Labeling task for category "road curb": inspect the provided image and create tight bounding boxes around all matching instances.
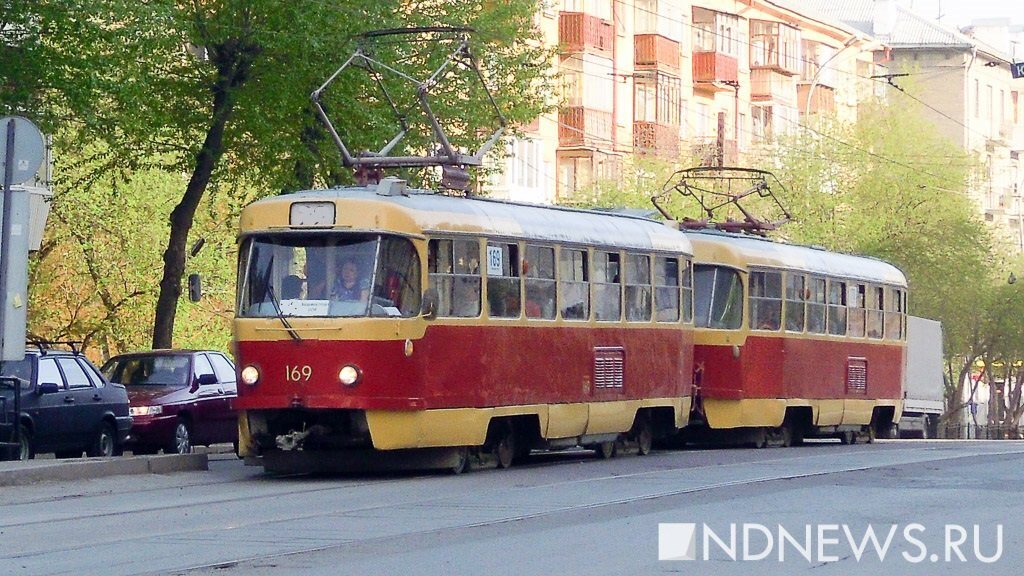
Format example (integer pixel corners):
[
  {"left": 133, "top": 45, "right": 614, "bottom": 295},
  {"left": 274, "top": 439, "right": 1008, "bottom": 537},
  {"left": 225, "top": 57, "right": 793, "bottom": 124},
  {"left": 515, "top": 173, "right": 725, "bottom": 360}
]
[{"left": 0, "top": 453, "right": 208, "bottom": 487}]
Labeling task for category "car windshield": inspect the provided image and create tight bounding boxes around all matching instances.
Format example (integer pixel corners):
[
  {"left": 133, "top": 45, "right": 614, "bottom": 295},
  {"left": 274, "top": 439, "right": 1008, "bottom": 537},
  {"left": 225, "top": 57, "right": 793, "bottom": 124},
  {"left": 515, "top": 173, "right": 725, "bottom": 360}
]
[
  {"left": 237, "top": 232, "right": 421, "bottom": 319},
  {"left": 102, "top": 355, "right": 191, "bottom": 387},
  {"left": 0, "top": 358, "right": 33, "bottom": 390}
]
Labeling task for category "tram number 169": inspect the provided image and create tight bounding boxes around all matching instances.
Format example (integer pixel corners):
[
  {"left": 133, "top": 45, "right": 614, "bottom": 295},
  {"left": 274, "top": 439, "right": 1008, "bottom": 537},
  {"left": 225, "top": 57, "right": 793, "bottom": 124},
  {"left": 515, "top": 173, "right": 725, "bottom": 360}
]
[{"left": 285, "top": 365, "right": 312, "bottom": 382}]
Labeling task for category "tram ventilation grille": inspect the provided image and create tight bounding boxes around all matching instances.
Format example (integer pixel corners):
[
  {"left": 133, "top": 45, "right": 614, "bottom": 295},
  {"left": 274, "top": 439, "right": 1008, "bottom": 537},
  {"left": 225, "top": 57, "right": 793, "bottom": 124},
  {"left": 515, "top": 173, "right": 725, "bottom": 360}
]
[
  {"left": 594, "top": 347, "right": 625, "bottom": 389},
  {"left": 846, "top": 357, "right": 867, "bottom": 394}
]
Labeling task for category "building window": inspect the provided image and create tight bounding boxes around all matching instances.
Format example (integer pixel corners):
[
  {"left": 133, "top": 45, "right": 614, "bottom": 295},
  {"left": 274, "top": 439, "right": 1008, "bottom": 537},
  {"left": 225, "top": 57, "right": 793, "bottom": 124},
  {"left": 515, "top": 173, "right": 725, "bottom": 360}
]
[
  {"left": 635, "top": 0, "right": 657, "bottom": 34},
  {"left": 560, "top": 54, "right": 614, "bottom": 111},
  {"left": 693, "top": 8, "right": 739, "bottom": 56},
  {"left": 750, "top": 20, "right": 800, "bottom": 73},
  {"left": 634, "top": 72, "right": 680, "bottom": 126},
  {"left": 752, "top": 105, "right": 773, "bottom": 142}
]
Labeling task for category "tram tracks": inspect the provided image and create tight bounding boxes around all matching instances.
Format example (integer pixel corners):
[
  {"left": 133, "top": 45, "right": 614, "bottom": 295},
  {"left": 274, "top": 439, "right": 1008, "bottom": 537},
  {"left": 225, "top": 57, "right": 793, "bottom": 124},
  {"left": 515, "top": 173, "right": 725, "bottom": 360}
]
[{"left": 3, "top": 442, "right": 1024, "bottom": 575}]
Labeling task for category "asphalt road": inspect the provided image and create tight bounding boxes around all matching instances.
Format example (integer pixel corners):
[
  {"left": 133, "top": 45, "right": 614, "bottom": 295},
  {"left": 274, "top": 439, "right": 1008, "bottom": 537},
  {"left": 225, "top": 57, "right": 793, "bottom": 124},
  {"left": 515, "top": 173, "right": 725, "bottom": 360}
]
[{"left": 0, "top": 440, "right": 1021, "bottom": 576}]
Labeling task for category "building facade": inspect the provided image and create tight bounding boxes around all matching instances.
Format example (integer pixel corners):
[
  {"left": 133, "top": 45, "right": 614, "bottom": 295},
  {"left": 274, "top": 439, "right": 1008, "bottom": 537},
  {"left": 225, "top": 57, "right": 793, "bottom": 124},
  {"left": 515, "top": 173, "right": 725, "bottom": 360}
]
[
  {"left": 487, "top": 0, "right": 882, "bottom": 205},
  {"left": 487, "top": 0, "right": 1024, "bottom": 252},
  {"left": 799, "top": 0, "right": 1024, "bottom": 250}
]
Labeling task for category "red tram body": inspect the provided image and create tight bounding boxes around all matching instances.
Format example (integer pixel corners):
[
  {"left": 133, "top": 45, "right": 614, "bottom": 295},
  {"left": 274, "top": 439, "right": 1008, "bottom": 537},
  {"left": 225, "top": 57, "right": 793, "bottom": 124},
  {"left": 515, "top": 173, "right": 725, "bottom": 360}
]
[
  {"left": 232, "top": 180, "right": 906, "bottom": 472},
  {"left": 233, "top": 181, "right": 696, "bottom": 471},
  {"left": 687, "top": 230, "right": 906, "bottom": 444}
]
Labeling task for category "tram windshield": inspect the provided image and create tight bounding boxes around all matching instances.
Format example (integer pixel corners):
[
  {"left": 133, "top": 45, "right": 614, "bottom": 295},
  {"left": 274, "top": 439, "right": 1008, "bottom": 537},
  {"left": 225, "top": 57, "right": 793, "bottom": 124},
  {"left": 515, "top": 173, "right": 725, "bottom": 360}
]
[
  {"left": 693, "top": 265, "right": 743, "bottom": 329},
  {"left": 238, "top": 233, "right": 422, "bottom": 318}
]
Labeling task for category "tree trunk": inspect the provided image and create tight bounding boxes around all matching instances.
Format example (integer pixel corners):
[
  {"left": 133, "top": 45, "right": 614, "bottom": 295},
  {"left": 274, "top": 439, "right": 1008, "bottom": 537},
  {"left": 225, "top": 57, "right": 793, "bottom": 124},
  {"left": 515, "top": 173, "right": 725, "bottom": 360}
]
[
  {"left": 151, "top": 38, "right": 256, "bottom": 348},
  {"left": 151, "top": 117, "right": 228, "bottom": 349}
]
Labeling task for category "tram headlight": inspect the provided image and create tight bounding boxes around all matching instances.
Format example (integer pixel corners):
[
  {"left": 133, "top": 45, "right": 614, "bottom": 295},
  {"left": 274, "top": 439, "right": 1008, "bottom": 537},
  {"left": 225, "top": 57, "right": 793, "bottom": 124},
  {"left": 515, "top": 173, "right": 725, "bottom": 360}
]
[
  {"left": 339, "top": 364, "right": 362, "bottom": 387},
  {"left": 240, "top": 365, "right": 260, "bottom": 386}
]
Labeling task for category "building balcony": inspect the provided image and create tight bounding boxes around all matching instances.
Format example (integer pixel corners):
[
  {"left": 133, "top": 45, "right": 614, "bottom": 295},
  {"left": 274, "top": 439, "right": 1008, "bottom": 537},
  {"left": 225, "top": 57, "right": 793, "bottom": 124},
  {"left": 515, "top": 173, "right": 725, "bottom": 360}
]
[
  {"left": 997, "top": 121, "right": 1024, "bottom": 149},
  {"left": 559, "top": 12, "right": 613, "bottom": 54},
  {"left": 750, "top": 68, "right": 796, "bottom": 105},
  {"left": 797, "top": 83, "right": 835, "bottom": 116},
  {"left": 633, "top": 121, "right": 679, "bottom": 158},
  {"left": 692, "top": 52, "right": 738, "bottom": 91},
  {"left": 692, "top": 138, "right": 738, "bottom": 167},
  {"left": 559, "top": 106, "right": 614, "bottom": 148},
  {"left": 634, "top": 34, "right": 679, "bottom": 71}
]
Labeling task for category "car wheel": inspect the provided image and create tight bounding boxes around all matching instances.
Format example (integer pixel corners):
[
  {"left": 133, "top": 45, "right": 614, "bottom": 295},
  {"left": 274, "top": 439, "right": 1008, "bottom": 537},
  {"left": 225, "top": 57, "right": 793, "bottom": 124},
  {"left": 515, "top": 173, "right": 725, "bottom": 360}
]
[
  {"left": 172, "top": 419, "right": 193, "bottom": 455},
  {"left": 17, "top": 425, "right": 34, "bottom": 461},
  {"left": 87, "top": 422, "right": 118, "bottom": 458}
]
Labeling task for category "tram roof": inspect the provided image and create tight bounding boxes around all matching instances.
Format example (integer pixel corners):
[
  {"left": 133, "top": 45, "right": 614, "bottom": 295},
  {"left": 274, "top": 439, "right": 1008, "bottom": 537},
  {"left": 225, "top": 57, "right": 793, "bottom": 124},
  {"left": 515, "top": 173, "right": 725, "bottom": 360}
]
[
  {"left": 252, "top": 186, "right": 693, "bottom": 255},
  {"left": 688, "top": 229, "right": 907, "bottom": 287}
]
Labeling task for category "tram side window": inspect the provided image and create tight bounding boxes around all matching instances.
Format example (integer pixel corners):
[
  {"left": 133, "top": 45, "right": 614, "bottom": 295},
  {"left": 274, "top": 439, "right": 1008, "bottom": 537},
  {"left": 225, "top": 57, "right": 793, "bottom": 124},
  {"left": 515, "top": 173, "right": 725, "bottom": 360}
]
[
  {"left": 371, "top": 237, "right": 422, "bottom": 317},
  {"left": 885, "top": 287, "right": 905, "bottom": 339},
  {"left": 848, "top": 284, "right": 866, "bottom": 337},
  {"left": 654, "top": 256, "right": 680, "bottom": 322},
  {"left": 694, "top": 265, "right": 743, "bottom": 329},
  {"left": 682, "top": 259, "right": 693, "bottom": 323},
  {"left": 785, "top": 273, "right": 806, "bottom": 332},
  {"left": 749, "top": 270, "right": 782, "bottom": 331},
  {"left": 807, "top": 277, "right": 826, "bottom": 333},
  {"left": 525, "top": 245, "right": 556, "bottom": 319},
  {"left": 559, "top": 248, "right": 590, "bottom": 320},
  {"left": 428, "top": 238, "right": 481, "bottom": 317},
  {"left": 867, "top": 286, "right": 884, "bottom": 339},
  {"left": 593, "top": 251, "right": 622, "bottom": 321},
  {"left": 624, "top": 253, "right": 652, "bottom": 322},
  {"left": 487, "top": 242, "right": 521, "bottom": 318},
  {"left": 827, "top": 279, "right": 847, "bottom": 336}
]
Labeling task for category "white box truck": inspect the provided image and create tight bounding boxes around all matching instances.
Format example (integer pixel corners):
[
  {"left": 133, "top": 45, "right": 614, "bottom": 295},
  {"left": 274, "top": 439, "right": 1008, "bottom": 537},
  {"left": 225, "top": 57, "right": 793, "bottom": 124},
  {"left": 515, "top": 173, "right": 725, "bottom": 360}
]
[{"left": 900, "top": 316, "right": 945, "bottom": 438}]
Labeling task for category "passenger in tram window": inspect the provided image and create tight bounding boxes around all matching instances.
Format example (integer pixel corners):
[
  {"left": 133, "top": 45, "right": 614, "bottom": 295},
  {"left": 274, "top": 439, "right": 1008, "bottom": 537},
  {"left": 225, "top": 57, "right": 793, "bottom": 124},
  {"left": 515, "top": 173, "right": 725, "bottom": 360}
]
[{"left": 332, "top": 258, "right": 370, "bottom": 304}]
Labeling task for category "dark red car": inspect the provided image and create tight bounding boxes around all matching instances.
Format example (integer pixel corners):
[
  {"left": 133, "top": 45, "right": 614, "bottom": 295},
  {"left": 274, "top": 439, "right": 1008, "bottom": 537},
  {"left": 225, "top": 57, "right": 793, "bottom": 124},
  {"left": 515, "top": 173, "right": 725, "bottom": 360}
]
[{"left": 100, "top": 350, "right": 237, "bottom": 454}]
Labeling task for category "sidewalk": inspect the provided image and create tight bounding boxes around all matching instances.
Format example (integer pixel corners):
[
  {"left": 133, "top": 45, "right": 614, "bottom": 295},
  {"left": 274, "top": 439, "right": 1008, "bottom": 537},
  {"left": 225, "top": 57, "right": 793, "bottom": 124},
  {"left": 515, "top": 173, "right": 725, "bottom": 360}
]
[{"left": 0, "top": 451, "right": 215, "bottom": 487}]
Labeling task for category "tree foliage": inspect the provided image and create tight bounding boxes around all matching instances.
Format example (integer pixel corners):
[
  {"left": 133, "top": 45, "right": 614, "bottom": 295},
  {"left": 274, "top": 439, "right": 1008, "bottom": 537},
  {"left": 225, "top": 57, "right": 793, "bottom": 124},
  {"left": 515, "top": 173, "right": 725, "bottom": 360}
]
[{"left": 4, "top": 0, "right": 551, "bottom": 349}]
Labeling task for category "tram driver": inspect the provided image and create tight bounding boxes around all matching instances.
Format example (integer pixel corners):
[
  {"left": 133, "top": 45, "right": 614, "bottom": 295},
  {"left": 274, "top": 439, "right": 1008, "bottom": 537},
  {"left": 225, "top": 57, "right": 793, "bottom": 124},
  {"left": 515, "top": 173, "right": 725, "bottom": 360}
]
[{"left": 332, "top": 257, "right": 370, "bottom": 305}]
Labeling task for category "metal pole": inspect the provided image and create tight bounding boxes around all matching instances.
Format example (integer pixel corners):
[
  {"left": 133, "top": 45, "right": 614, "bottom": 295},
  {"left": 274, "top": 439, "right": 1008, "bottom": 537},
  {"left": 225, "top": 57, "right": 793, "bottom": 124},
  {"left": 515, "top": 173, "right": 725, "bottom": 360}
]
[{"left": 0, "top": 119, "right": 15, "bottom": 355}]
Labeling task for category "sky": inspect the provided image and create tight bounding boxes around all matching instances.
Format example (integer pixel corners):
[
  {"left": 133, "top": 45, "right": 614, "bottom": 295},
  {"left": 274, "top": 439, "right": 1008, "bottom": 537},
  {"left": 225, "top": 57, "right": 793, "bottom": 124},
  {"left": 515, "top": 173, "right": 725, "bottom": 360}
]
[{"left": 902, "top": 0, "right": 1020, "bottom": 28}]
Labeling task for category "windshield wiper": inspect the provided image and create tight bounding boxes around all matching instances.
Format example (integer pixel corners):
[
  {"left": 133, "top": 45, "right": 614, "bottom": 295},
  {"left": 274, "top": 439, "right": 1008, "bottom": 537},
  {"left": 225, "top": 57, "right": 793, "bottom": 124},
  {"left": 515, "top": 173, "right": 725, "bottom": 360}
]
[{"left": 266, "top": 282, "right": 303, "bottom": 343}]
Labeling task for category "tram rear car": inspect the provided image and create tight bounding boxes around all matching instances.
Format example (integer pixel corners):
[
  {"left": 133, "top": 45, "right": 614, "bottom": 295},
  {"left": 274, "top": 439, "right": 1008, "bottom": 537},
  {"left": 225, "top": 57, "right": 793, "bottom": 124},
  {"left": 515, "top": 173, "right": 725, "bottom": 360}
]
[
  {"left": 686, "top": 230, "right": 907, "bottom": 445},
  {"left": 233, "top": 181, "right": 696, "bottom": 472}
]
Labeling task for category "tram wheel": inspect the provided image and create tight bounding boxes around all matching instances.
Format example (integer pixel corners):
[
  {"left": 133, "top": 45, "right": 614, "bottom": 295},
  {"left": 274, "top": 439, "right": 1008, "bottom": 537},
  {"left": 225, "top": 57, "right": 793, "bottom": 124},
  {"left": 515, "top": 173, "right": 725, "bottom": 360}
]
[
  {"left": 635, "top": 419, "right": 654, "bottom": 456},
  {"left": 449, "top": 447, "right": 470, "bottom": 475},
  {"left": 753, "top": 428, "right": 769, "bottom": 449},
  {"left": 595, "top": 441, "right": 617, "bottom": 459},
  {"left": 495, "top": 424, "right": 516, "bottom": 469}
]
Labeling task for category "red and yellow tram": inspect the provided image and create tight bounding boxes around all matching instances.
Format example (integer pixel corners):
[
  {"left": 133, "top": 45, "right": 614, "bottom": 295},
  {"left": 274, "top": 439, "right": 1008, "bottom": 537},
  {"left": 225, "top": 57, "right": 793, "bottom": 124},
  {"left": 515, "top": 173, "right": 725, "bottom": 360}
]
[
  {"left": 233, "top": 178, "right": 696, "bottom": 472},
  {"left": 686, "top": 229, "right": 907, "bottom": 445}
]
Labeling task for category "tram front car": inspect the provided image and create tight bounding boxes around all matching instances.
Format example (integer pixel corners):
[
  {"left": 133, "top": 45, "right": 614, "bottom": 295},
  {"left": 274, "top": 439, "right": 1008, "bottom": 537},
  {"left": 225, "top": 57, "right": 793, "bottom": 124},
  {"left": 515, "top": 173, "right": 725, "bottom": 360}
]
[{"left": 233, "top": 186, "right": 433, "bottom": 469}]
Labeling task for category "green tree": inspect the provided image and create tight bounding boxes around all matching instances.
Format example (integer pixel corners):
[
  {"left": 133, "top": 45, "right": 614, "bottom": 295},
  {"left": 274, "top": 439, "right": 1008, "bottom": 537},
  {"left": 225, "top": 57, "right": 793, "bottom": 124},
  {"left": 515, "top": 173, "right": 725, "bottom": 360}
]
[
  {"left": 4, "top": 0, "right": 550, "bottom": 348},
  {"left": 28, "top": 138, "right": 247, "bottom": 359}
]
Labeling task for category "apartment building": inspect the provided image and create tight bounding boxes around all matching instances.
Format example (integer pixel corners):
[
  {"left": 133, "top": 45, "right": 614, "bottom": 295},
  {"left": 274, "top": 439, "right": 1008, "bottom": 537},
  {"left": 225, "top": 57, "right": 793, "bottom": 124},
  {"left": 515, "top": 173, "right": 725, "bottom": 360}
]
[
  {"left": 487, "top": 0, "right": 881, "bottom": 204},
  {"left": 798, "top": 0, "right": 1024, "bottom": 250}
]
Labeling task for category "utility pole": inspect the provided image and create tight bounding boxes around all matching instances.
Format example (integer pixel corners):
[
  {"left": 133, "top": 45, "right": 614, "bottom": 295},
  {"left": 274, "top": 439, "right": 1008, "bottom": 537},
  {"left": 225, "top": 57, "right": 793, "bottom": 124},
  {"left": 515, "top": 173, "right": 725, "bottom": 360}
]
[{"left": 0, "top": 116, "right": 44, "bottom": 362}]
